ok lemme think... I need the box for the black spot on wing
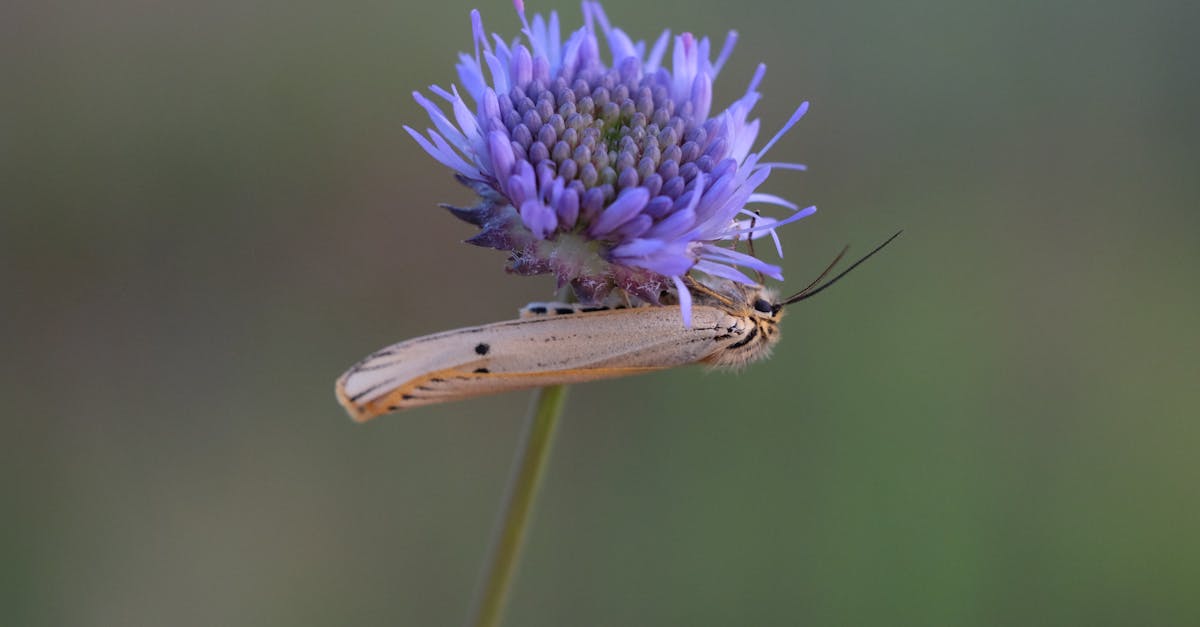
[528,306,547,314]
[474,367,490,374]
[727,325,759,349]
[475,343,490,355]
[554,307,574,315]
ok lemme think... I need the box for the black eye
[753,298,773,313]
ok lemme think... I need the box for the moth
[336,232,900,421]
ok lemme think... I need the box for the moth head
[749,290,784,324]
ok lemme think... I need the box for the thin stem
[465,385,568,627]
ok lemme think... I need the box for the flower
[407,0,815,325]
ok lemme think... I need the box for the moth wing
[336,305,737,421]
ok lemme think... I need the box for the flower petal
[672,275,693,327]
[588,187,650,238]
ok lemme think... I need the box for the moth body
[336,231,900,422]
[336,280,783,421]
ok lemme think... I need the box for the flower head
[408,1,815,325]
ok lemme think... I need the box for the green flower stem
[465,385,568,627]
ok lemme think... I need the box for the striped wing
[335,305,742,421]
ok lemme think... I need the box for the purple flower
[408,0,816,325]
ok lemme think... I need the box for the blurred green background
[5,0,1198,625]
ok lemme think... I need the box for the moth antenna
[780,230,902,307]
[781,244,849,304]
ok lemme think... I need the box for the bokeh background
[5,0,1198,625]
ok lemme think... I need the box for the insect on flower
[338,233,898,420]
[336,1,897,420]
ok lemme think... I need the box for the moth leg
[746,211,766,284]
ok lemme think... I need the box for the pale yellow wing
[335,305,741,421]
